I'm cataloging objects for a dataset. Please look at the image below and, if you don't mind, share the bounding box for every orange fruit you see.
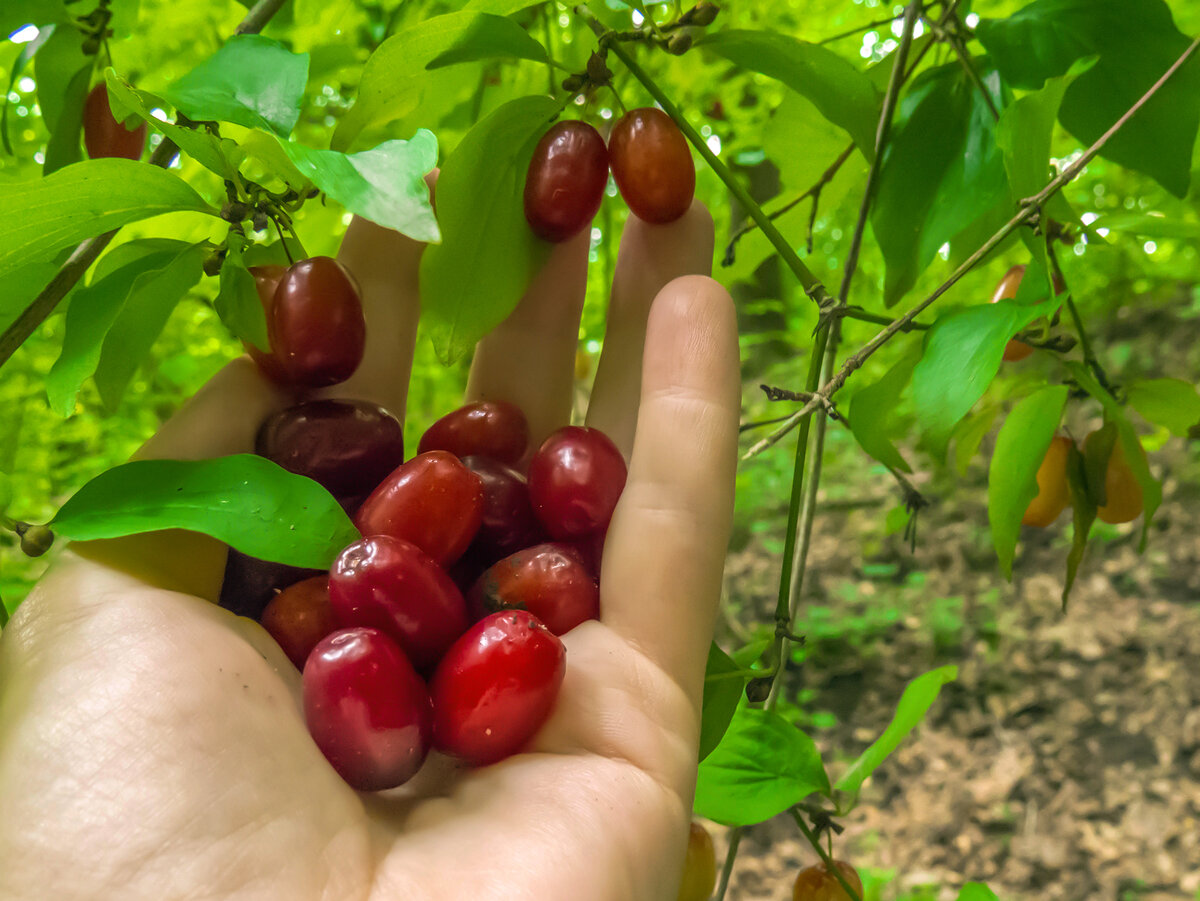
[792,860,863,901]
[1022,435,1073,527]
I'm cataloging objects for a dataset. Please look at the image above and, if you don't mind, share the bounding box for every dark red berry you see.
[528,426,627,539]
[259,576,337,670]
[460,455,544,563]
[608,107,695,224]
[354,451,485,566]
[218,549,322,620]
[418,401,530,467]
[329,536,470,673]
[256,399,405,498]
[523,120,610,243]
[268,256,365,388]
[245,265,289,383]
[303,627,432,791]
[469,543,598,635]
[83,84,146,161]
[430,610,565,766]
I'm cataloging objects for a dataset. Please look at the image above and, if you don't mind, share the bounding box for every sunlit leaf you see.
[699,643,746,762]
[1125,378,1200,436]
[426,12,547,69]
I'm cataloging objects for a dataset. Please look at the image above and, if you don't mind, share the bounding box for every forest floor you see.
[714,444,1200,901]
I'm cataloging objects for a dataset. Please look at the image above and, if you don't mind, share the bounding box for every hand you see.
[0,201,740,900]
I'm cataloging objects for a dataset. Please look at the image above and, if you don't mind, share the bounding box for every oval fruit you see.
[260,576,337,670]
[792,860,863,901]
[83,83,146,161]
[303,627,433,791]
[460,455,543,563]
[418,401,530,466]
[1087,430,1145,524]
[355,451,485,566]
[524,120,610,242]
[676,821,717,901]
[528,426,627,540]
[268,256,366,388]
[329,536,470,673]
[1022,434,1072,528]
[469,543,598,636]
[608,107,695,224]
[430,610,565,766]
[257,399,405,498]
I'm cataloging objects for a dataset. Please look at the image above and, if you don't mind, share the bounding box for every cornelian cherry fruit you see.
[303,627,433,791]
[676,821,717,901]
[528,426,627,539]
[329,536,470,673]
[524,120,610,243]
[1086,430,1145,524]
[609,107,695,224]
[268,256,365,388]
[430,610,565,766]
[83,84,146,161]
[1022,434,1072,528]
[792,860,863,901]
[468,542,598,636]
[418,401,530,466]
[259,576,337,670]
[355,451,485,566]
[460,455,544,564]
[991,265,1035,362]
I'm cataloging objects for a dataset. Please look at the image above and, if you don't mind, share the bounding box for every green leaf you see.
[46,242,184,417]
[426,12,547,70]
[33,24,90,174]
[987,385,1068,577]
[161,35,309,137]
[333,3,536,151]
[0,159,217,280]
[0,256,63,334]
[104,70,238,179]
[51,455,360,569]
[420,95,557,363]
[957,884,1000,901]
[239,130,311,192]
[1062,441,1096,609]
[699,643,746,763]
[1125,378,1200,436]
[951,405,998,476]
[846,351,918,473]
[93,242,206,412]
[695,705,830,826]
[215,244,268,351]
[912,295,1054,447]
[698,30,879,158]
[976,0,1200,198]
[2,3,70,38]
[834,665,957,808]
[43,60,90,176]
[278,131,440,243]
[1088,212,1200,240]
[0,472,12,516]
[871,63,1010,306]
[2,23,54,155]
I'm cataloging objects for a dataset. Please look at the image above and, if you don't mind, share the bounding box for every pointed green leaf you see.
[51,455,360,568]
[952,405,999,476]
[846,351,918,473]
[1125,378,1200,437]
[2,23,54,154]
[988,385,1068,577]
[1088,212,1200,240]
[43,62,90,175]
[700,643,746,763]
[215,244,268,351]
[0,256,63,334]
[420,95,557,363]
[33,23,86,135]
[695,706,830,826]
[426,12,547,69]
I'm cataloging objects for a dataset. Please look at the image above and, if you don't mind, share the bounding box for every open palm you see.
[0,201,739,900]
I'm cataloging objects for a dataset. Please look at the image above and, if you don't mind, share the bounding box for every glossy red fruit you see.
[528,426,627,540]
[83,83,146,161]
[460,455,543,563]
[329,536,470,673]
[566,527,606,579]
[355,451,485,566]
[791,860,863,901]
[469,543,598,635]
[418,401,530,467]
[303,627,433,791]
[430,610,565,766]
[608,107,695,224]
[268,256,365,388]
[257,399,405,498]
[524,120,609,242]
[260,576,337,670]
[245,265,289,383]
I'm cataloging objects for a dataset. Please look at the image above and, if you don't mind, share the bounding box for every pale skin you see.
[0,196,740,900]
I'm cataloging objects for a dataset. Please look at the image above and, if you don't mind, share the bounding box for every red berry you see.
[303,627,433,791]
[219,548,322,620]
[430,610,565,766]
[355,451,485,566]
[418,401,530,466]
[83,84,146,161]
[791,860,863,901]
[523,120,610,243]
[329,536,470,673]
[469,543,598,636]
[245,265,290,382]
[608,107,694,224]
[259,576,337,670]
[256,399,405,498]
[528,426,627,540]
[460,455,544,563]
[268,256,365,388]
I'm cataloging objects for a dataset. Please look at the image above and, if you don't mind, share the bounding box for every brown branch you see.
[742,32,1200,460]
[0,0,289,372]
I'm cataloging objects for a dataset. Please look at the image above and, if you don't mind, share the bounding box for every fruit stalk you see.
[789,811,863,901]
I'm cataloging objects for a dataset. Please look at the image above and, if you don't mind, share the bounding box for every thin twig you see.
[791,810,863,901]
[0,0,289,372]
[712,826,743,901]
[817,14,903,46]
[1046,240,1111,391]
[933,11,1000,121]
[742,32,1200,461]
